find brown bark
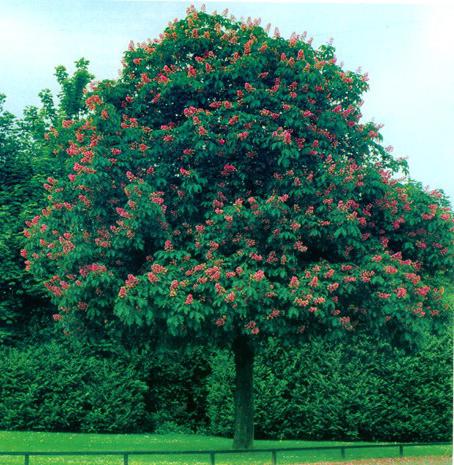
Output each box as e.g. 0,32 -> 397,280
232,335 -> 254,449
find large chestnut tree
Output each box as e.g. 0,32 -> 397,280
25,7 -> 453,448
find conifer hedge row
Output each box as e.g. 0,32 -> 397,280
0,333 -> 451,441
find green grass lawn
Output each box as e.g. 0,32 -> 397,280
0,431 -> 451,465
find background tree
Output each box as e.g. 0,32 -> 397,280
0,59 -> 93,343
24,7 -> 453,448
0,94 -> 50,342
54,58 -> 94,120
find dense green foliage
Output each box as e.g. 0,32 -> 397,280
208,334 -> 452,442
0,341 -> 210,434
0,94 -> 51,342
0,333 -> 451,441
24,8 -> 452,346
143,346 -> 210,433
0,342 -> 147,433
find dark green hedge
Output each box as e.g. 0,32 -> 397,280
0,342 -> 210,434
138,346 -> 210,432
0,342 -> 148,432
207,334 -> 452,441
0,334 -> 451,441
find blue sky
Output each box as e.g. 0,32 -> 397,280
1,1 -> 452,201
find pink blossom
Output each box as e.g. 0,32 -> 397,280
225,292 -> 235,303
377,292 -> 391,299
308,276 -> 319,287
222,164 -> 236,175
282,130 -> 292,144
187,66 -> 196,77
416,286 -> 430,297
328,282 -> 339,292
118,287 -> 127,298
325,269 -> 335,279
384,266 -> 398,274
252,270 -> 265,281
116,207 -> 132,219
151,263 -> 167,274
62,119 -> 74,128
404,273 -> 421,285
291,222 -> 301,231
395,287 -> 407,298
340,316 -> 353,330
361,271 -> 375,283
214,283 -> 225,295
268,309 -> 280,319
125,274 -> 138,288
157,74 -> 169,84
147,272 -> 158,283
206,266 -> 221,281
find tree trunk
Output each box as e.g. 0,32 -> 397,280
232,335 -> 255,449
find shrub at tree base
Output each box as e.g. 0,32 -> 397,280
23,6 -> 453,448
